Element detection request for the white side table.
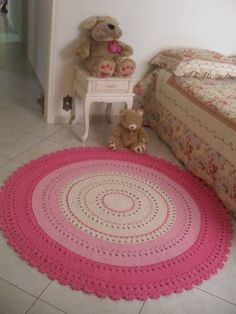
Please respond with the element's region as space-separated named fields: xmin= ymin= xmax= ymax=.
xmin=71 ymin=65 xmax=135 ymax=142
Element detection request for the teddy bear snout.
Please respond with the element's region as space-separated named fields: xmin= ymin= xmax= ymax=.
xmin=128 ymin=124 xmax=137 ymax=131
xmin=107 ymin=24 xmax=115 ymax=30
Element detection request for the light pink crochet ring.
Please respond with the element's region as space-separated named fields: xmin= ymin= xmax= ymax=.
xmin=0 ymin=147 xmax=232 ymax=300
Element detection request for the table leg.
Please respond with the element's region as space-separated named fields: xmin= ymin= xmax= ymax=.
xmin=126 ymin=98 xmax=133 ymax=110
xmin=70 ymin=89 xmax=79 ymax=125
xmin=80 ymin=98 xmax=91 ymax=142
xmin=105 ymin=103 xmax=112 ymax=122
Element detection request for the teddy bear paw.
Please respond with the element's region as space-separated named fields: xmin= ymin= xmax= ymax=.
xmin=97 ymin=60 xmax=115 ymax=78
xmin=108 ymin=142 xmax=117 ymax=150
xmin=134 ymin=144 xmax=146 ymax=154
xmin=117 ymin=59 xmax=135 ymax=77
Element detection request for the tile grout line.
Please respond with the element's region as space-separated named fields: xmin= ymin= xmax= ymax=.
xmin=1 ymin=136 xmax=47 ymax=163
xmin=24 ymin=298 xmax=38 ymax=314
xmin=35 ymin=281 xmax=53 ymax=299
xmin=14 ymin=118 xmax=64 ymax=135
xmin=36 ymin=298 xmax=68 ymax=314
xmin=0 ymin=276 xmax=67 ymax=314
xmin=194 ymin=287 xmax=236 ymax=307
xmin=138 ymin=300 xmax=146 ymax=314
xmin=7 ymin=126 xmax=65 ymax=163
xmin=0 ymin=276 xmax=37 ymax=298
xmin=24 ymin=281 xmax=52 ymax=314
xmin=28 ymin=281 xmax=68 ymax=314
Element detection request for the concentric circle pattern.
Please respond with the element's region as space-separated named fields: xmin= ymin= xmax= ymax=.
xmin=0 ymin=148 xmax=232 ymax=300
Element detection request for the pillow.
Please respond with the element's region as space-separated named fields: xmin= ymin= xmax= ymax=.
xmin=149 ymin=48 xmax=236 ymax=79
xmin=230 ymin=55 xmax=236 ymax=63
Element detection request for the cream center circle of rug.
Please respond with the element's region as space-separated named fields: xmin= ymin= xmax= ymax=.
xmin=0 ymin=147 xmax=232 ymax=300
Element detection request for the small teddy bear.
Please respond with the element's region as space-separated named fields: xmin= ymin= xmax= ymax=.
xmin=76 ymin=16 xmax=136 ymax=78
xmin=107 ymin=109 xmax=148 ymax=153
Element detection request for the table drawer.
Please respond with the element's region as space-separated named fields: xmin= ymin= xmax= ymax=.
xmin=91 ymin=80 xmax=131 ymax=94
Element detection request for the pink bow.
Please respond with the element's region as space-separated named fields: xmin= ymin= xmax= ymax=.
xmin=108 ymin=41 xmax=122 ymax=54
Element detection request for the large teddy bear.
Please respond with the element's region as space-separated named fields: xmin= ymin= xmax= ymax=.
xmin=107 ymin=109 xmax=148 ymax=153
xmin=76 ymin=16 xmax=136 ymax=78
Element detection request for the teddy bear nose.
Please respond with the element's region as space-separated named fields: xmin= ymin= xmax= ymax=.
xmin=107 ymin=24 xmax=115 ymax=30
xmin=129 ymin=124 xmax=136 ymax=131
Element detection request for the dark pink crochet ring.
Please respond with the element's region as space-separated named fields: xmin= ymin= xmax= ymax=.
xmin=0 ymin=147 xmax=232 ymax=300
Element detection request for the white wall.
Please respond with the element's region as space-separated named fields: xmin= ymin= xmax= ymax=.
xmin=25 ymin=0 xmax=53 ymax=89
xmin=50 ymin=0 xmax=236 ymax=122
xmin=7 ymin=0 xmax=23 ymax=41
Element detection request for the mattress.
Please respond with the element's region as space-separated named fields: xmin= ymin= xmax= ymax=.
xmin=134 ymin=68 xmax=236 ymax=215
xmin=154 ymin=69 xmax=236 ymax=167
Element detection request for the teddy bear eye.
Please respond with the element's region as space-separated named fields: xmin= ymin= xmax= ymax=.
xmin=107 ymin=24 xmax=115 ymax=30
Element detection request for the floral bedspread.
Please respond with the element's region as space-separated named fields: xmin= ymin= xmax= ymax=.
xmin=168 ymin=76 xmax=236 ymax=129
xmin=134 ymin=69 xmax=236 ymax=217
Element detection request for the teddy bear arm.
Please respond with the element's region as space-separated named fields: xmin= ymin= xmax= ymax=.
xmin=76 ymin=39 xmax=91 ymax=58
xmin=117 ymin=41 xmax=133 ymax=57
xmin=108 ymin=125 xmax=125 ymax=149
xmin=137 ymin=128 xmax=148 ymax=143
xmin=120 ymin=130 xmax=138 ymax=147
xmin=110 ymin=125 xmax=124 ymax=138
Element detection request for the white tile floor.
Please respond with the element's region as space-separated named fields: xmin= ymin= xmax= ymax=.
xmin=0 ymin=12 xmax=236 ymax=314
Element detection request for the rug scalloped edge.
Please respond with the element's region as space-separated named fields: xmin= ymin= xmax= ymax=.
xmin=0 ymin=224 xmax=233 ymax=301
xmin=0 ymin=147 xmax=234 ymax=300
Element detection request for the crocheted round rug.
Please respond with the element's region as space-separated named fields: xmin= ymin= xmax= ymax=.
xmin=0 ymin=147 xmax=232 ymax=300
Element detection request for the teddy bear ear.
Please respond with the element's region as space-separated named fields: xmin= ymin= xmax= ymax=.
xmin=80 ymin=16 xmax=98 ymax=30
xmin=111 ymin=17 xmax=119 ymax=26
xmin=137 ymin=109 xmax=144 ymax=116
xmin=97 ymin=16 xmax=119 ymax=26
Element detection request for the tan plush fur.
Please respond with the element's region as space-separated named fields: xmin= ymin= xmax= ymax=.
xmin=76 ymin=16 xmax=136 ymax=78
xmin=108 ymin=109 xmax=148 ymax=153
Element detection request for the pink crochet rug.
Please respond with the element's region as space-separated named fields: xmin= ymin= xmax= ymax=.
xmin=0 ymin=147 xmax=232 ymax=300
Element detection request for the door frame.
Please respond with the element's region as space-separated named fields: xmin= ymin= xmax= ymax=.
xmin=44 ymin=0 xmax=58 ymax=124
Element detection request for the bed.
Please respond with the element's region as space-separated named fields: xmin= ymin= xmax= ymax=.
xmin=134 ymin=62 xmax=236 ymax=217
